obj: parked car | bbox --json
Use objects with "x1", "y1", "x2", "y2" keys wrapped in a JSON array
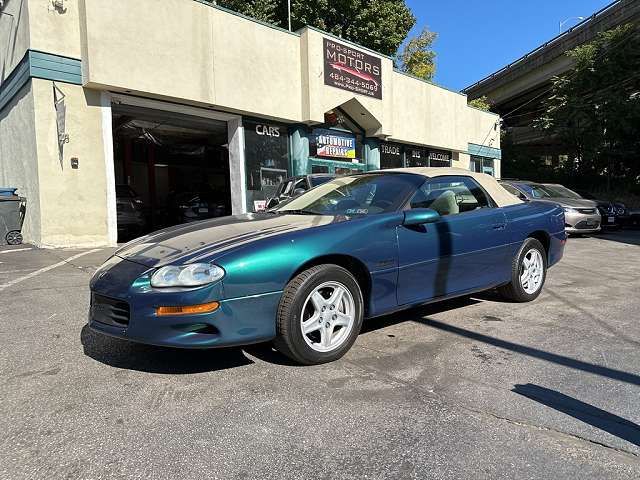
[
  {"x1": 500, "y1": 180, "x2": 601, "y2": 235},
  {"x1": 573, "y1": 189, "x2": 630, "y2": 228},
  {"x1": 89, "y1": 168, "x2": 566, "y2": 365},
  {"x1": 115, "y1": 185, "x2": 145, "y2": 238},
  {"x1": 266, "y1": 174, "x2": 336, "y2": 209}
]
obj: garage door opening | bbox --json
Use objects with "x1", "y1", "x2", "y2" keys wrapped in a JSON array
[{"x1": 111, "y1": 105, "x2": 230, "y2": 242}]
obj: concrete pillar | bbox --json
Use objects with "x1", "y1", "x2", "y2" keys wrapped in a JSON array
[{"x1": 228, "y1": 117, "x2": 247, "y2": 215}]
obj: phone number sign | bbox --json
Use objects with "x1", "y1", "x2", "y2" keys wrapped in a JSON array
[{"x1": 323, "y1": 38, "x2": 382, "y2": 100}]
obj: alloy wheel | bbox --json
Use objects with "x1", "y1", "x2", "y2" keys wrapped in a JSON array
[
  {"x1": 300, "y1": 281, "x2": 356, "y2": 353},
  {"x1": 520, "y1": 248, "x2": 544, "y2": 294}
]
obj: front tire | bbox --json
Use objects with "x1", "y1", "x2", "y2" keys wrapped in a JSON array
[
  {"x1": 498, "y1": 238, "x2": 547, "y2": 302},
  {"x1": 274, "y1": 265, "x2": 364, "y2": 365}
]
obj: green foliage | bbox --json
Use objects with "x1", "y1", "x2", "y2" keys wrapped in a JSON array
[
  {"x1": 216, "y1": 0, "x2": 416, "y2": 57},
  {"x1": 395, "y1": 27, "x2": 437, "y2": 81},
  {"x1": 468, "y1": 96, "x2": 491, "y2": 111},
  {"x1": 534, "y1": 24, "x2": 640, "y2": 189}
]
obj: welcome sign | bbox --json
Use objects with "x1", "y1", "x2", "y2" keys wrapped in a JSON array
[{"x1": 314, "y1": 129, "x2": 356, "y2": 159}]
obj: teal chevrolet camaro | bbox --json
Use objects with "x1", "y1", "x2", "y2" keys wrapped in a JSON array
[{"x1": 89, "y1": 168, "x2": 566, "y2": 365}]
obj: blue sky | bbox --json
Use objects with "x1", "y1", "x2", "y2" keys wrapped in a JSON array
[{"x1": 404, "y1": 0, "x2": 613, "y2": 91}]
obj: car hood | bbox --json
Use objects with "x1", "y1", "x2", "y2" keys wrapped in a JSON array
[
  {"x1": 115, "y1": 213, "x2": 342, "y2": 267},
  {"x1": 548, "y1": 198, "x2": 598, "y2": 208}
]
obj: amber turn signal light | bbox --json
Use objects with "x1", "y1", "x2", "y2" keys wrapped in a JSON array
[{"x1": 156, "y1": 301, "x2": 220, "y2": 316}]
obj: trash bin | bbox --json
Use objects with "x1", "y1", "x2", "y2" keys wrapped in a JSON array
[{"x1": 0, "y1": 194, "x2": 26, "y2": 245}]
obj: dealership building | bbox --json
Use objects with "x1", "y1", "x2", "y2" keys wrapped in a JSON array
[{"x1": 0, "y1": 0, "x2": 502, "y2": 247}]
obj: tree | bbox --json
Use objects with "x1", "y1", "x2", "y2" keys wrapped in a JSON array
[
  {"x1": 535, "y1": 24, "x2": 640, "y2": 191},
  {"x1": 468, "y1": 96, "x2": 491, "y2": 111},
  {"x1": 216, "y1": 0, "x2": 416, "y2": 57},
  {"x1": 395, "y1": 27, "x2": 437, "y2": 81}
]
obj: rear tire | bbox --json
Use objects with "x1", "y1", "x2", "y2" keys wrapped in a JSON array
[
  {"x1": 274, "y1": 264, "x2": 364, "y2": 365},
  {"x1": 498, "y1": 238, "x2": 547, "y2": 302}
]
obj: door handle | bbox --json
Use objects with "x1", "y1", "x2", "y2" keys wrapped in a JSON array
[{"x1": 493, "y1": 223, "x2": 506, "y2": 230}]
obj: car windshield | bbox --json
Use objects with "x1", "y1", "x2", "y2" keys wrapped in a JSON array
[
  {"x1": 309, "y1": 176, "x2": 335, "y2": 187},
  {"x1": 517, "y1": 183, "x2": 555, "y2": 199},
  {"x1": 274, "y1": 173, "x2": 423, "y2": 216},
  {"x1": 543, "y1": 184, "x2": 583, "y2": 199}
]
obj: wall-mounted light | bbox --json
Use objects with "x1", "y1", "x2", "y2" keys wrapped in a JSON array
[{"x1": 49, "y1": 0, "x2": 67, "y2": 13}]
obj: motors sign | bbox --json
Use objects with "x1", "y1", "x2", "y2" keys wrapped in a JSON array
[{"x1": 323, "y1": 38, "x2": 382, "y2": 99}]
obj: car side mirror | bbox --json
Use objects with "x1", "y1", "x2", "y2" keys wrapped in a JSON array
[
  {"x1": 293, "y1": 188, "x2": 306, "y2": 196},
  {"x1": 403, "y1": 208, "x2": 440, "y2": 226}
]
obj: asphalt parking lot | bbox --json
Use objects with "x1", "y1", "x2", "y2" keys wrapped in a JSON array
[{"x1": 1, "y1": 231, "x2": 640, "y2": 479}]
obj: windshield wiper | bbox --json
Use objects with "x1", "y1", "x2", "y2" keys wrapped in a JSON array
[{"x1": 278, "y1": 209, "x2": 318, "y2": 215}]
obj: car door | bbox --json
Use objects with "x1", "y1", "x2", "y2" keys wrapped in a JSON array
[{"x1": 396, "y1": 176, "x2": 509, "y2": 305}]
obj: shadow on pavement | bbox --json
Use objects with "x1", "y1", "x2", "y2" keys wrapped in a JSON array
[
  {"x1": 513, "y1": 383, "x2": 640, "y2": 447},
  {"x1": 593, "y1": 229, "x2": 640, "y2": 246},
  {"x1": 361, "y1": 296, "x2": 481, "y2": 334},
  {"x1": 420, "y1": 318, "x2": 640, "y2": 387},
  {"x1": 80, "y1": 325, "x2": 254, "y2": 374}
]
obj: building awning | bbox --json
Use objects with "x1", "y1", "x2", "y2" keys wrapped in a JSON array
[{"x1": 468, "y1": 143, "x2": 502, "y2": 160}]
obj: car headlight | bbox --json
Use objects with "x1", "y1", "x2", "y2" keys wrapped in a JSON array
[
  {"x1": 616, "y1": 206, "x2": 626, "y2": 215},
  {"x1": 563, "y1": 207, "x2": 576, "y2": 213},
  {"x1": 151, "y1": 263, "x2": 225, "y2": 288}
]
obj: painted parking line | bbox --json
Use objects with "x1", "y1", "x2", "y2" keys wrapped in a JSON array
[
  {"x1": 0, "y1": 249, "x2": 101, "y2": 292},
  {"x1": 0, "y1": 248, "x2": 33, "y2": 254}
]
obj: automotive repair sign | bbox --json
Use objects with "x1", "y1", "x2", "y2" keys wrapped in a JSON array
[
  {"x1": 314, "y1": 129, "x2": 356, "y2": 159},
  {"x1": 323, "y1": 38, "x2": 382, "y2": 99}
]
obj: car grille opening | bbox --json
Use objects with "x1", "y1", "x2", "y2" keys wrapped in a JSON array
[
  {"x1": 91, "y1": 293, "x2": 130, "y2": 327},
  {"x1": 174, "y1": 323, "x2": 220, "y2": 336},
  {"x1": 577, "y1": 208, "x2": 597, "y2": 214},
  {"x1": 574, "y1": 220, "x2": 600, "y2": 230}
]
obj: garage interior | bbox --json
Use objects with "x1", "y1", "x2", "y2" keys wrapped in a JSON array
[{"x1": 111, "y1": 105, "x2": 231, "y2": 241}]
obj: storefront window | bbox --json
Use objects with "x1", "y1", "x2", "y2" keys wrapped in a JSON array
[
  {"x1": 470, "y1": 156, "x2": 495, "y2": 176},
  {"x1": 380, "y1": 142, "x2": 403, "y2": 169},
  {"x1": 243, "y1": 119, "x2": 290, "y2": 207},
  {"x1": 380, "y1": 142, "x2": 452, "y2": 169},
  {"x1": 406, "y1": 146, "x2": 429, "y2": 167},
  {"x1": 427, "y1": 149, "x2": 452, "y2": 167}
]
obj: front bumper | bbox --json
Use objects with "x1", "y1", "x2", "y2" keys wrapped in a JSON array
[
  {"x1": 88, "y1": 256, "x2": 281, "y2": 349},
  {"x1": 564, "y1": 211, "x2": 601, "y2": 234}
]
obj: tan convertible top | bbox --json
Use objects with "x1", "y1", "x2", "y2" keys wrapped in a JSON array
[{"x1": 382, "y1": 167, "x2": 523, "y2": 208}]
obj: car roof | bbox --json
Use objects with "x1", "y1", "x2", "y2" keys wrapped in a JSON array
[{"x1": 381, "y1": 167, "x2": 523, "y2": 208}]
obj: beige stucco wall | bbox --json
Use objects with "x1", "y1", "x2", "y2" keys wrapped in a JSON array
[
  {"x1": 2, "y1": 0, "x2": 502, "y2": 246},
  {"x1": 31, "y1": 79, "x2": 110, "y2": 246},
  {"x1": 78, "y1": 0, "x2": 499, "y2": 152},
  {"x1": 0, "y1": 81, "x2": 40, "y2": 243},
  {"x1": 80, "y1": 0, "x2": 302, "y2": 121},
  {"x1": 27, "y1": 0, "x2": 82, "y2": 60},
  {"x1": 1, "y1": 0, "x2": 31, "y2": 82}
]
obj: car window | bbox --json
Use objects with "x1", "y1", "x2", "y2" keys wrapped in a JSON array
[
  {"x1": 502, "y1": 183, "x2": 524, "y2": 198},
  {"x1": 276, "y1": 174, "x2": 424, "y2": 216},
  {"x1": 294, "y1": 178, "x2": 309, "y2": 191},
  {"x1": 544, "y1": 184, "x2": 582, "y2": 199},
  {"x1": 409, "y1": 176, "x2": 492, "y2": 216},
  {"x1": 281, "y1": 180, "x2": 295, "y2": 196},
  {"x1": 309, "y1": 176, "x2": 335, "y2": 187},
  {"x1": 516, "y1": 183, "x2": 553, "y2": 199}
]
